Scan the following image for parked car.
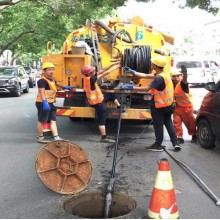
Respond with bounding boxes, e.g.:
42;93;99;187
0;65;29;97
174;56;220;86
196;81;220;148
24;66;36;88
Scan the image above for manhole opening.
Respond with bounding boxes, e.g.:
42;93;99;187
63;191;136;219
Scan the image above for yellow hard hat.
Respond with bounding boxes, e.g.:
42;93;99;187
42;62;54;70
151;55;167;67
170;68;182;76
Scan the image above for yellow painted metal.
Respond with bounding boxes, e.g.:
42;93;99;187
64;17;173;78
42;54;91;87
56;107;95;118
42;16;174;121
56;106;151;120
120;109;152;120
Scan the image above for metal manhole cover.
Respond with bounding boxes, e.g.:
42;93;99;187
36;140;92;194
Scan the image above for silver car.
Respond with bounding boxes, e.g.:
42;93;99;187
0;65;29;97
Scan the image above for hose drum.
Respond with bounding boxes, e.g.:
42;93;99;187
124;46;151;74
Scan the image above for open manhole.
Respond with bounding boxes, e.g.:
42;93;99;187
63;191;136;218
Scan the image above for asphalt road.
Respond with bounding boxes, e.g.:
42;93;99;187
0;87;220;219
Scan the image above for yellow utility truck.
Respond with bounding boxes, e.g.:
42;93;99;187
42;16;174;121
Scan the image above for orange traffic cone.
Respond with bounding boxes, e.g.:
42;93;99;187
147;158;179;219
43;122;52;137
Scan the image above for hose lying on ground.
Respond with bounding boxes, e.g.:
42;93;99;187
164;148;220;206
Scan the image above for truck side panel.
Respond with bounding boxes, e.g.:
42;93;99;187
42;54;92;88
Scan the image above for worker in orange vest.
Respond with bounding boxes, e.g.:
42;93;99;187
36;62;74;144
171;66;197;144
123;55;181;151
81;65;120;143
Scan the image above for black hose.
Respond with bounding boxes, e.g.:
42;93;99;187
94;20;134;43
104;30;129;218
124;46;151;73
111;29;133;45
164;148;220;206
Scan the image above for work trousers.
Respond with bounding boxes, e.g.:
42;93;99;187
93;101;106;126
151;104;178;146
173;105;196;137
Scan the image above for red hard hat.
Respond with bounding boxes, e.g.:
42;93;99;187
81;65;95;75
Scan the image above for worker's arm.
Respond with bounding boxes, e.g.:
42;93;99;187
180;65;188;84
39;88;47;100
124;66;155;79
134;72;155;79
55;81;74;90
39;88;51;111
55;81;64;89
97;63;121;79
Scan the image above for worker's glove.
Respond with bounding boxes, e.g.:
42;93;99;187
63;86;74;90
42;100;51;111
120;83;134;90
124;66;136;75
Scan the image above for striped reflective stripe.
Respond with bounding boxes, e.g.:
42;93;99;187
155;96;173;104
56;109;75;116
151;72;174;108
154;88;173;96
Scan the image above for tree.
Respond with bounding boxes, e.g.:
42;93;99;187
0;0;219;65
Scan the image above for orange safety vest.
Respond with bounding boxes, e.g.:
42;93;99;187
174;82;193;107
36;76;57;103
151;72;174;108
83;75;104;105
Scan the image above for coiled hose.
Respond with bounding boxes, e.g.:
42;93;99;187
124;46;151;74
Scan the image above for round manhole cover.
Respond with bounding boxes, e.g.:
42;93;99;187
36;140;92;194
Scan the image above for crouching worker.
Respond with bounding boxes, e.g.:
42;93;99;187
171;66;197;143
36;62;74;144
81;65;116;143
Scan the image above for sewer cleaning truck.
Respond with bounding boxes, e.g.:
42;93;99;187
42;16;174;121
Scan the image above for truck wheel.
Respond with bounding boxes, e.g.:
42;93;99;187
197;119;216;149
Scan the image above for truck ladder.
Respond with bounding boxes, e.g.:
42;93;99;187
90;28;102;71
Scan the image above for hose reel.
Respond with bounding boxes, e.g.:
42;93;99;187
124;46;151;74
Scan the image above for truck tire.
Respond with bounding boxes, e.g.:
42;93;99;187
197;119;216;149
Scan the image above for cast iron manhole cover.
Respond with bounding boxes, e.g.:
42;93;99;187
36;140;92;194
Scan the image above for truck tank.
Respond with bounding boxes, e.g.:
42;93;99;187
42;16;174;120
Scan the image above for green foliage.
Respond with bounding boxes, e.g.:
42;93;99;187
0;0;219;64
185;0;219;14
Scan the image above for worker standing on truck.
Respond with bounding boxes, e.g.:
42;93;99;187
123;55;181;151
171;66;197;144
36;62;74;144
81;65;117;143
